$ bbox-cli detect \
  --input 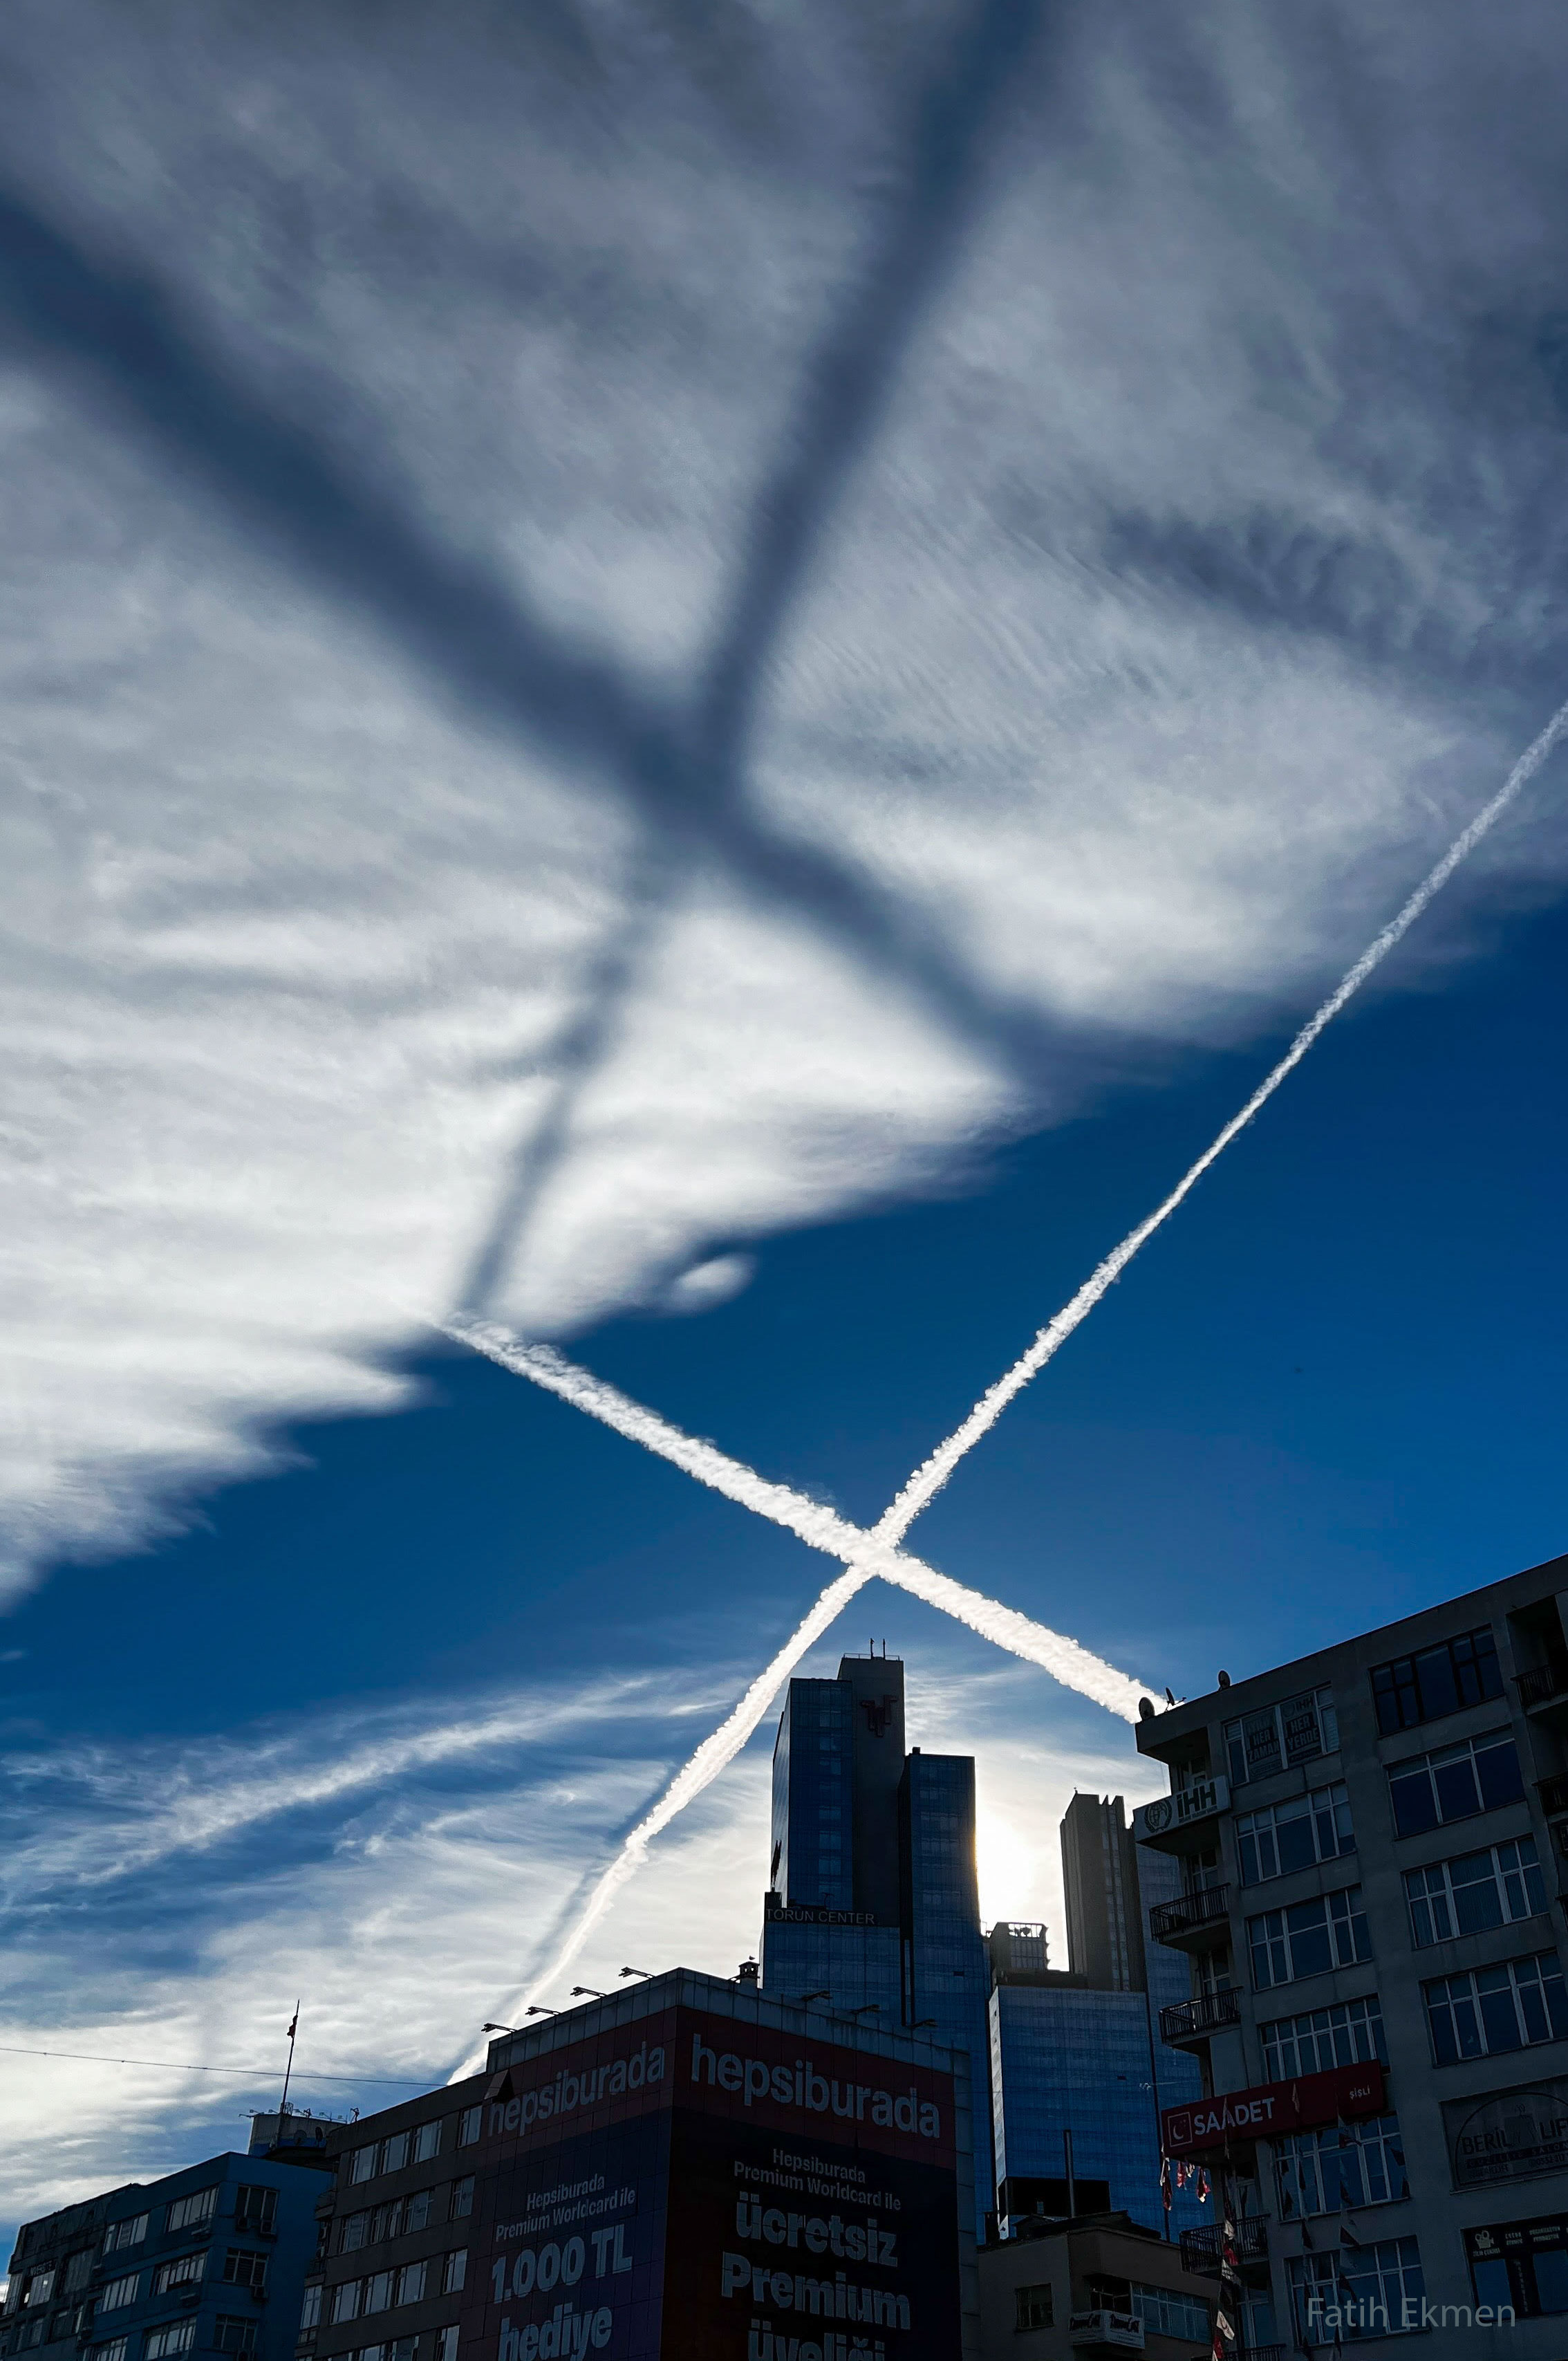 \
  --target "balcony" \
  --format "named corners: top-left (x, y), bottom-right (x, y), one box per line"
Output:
top-left (1179, 2218), bottom-right (1270, 2277)
top-left (1538, 1772), bottom-right (1568, 1817)
top-left (1148, 1885), bottom-right (1231, 1949)
top-left (1159, 1987), bottom-right (1242, 2046)
top-left (1517, 1660), bottom-right (1568, 1714)
top-left (1068, 2312), bottom-right (1144, 2353)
